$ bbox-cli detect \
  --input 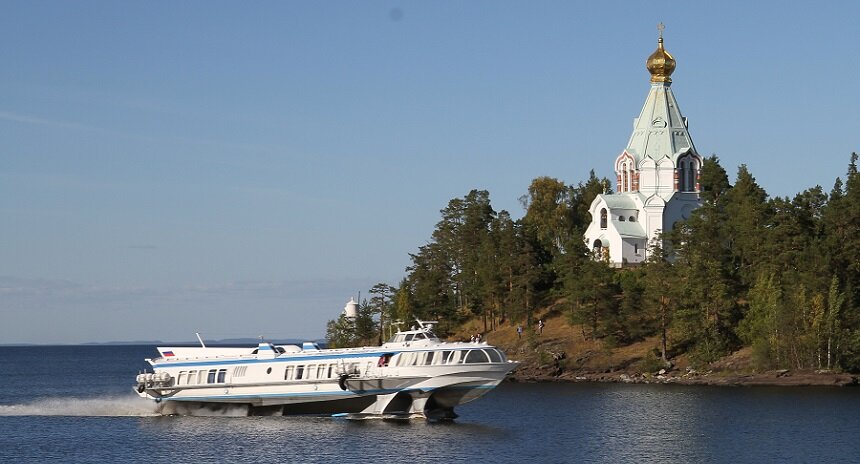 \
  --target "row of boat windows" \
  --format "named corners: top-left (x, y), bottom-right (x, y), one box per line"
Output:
top-left (284, 363), bottom-right (357, 381)
top-left (176, 369), bottom-right (227, 385)
top-left (173, 349), bottom-right (506, 385)
top-left (394, 348), bottom-right (506, 367)
top-left (387, 331), bottom-right (438, 343)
